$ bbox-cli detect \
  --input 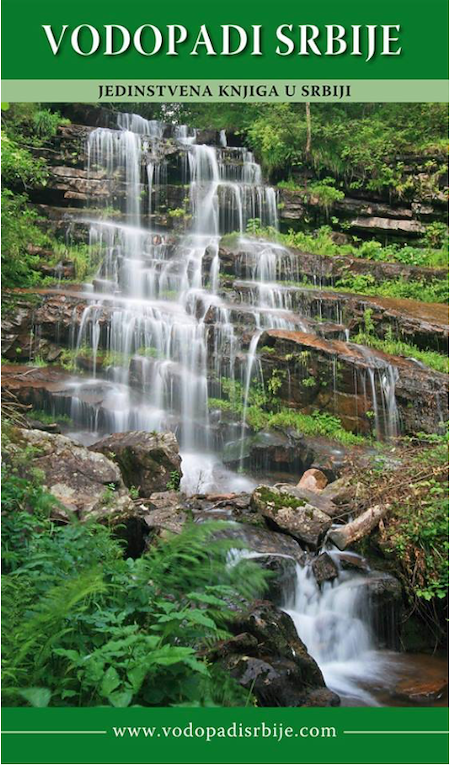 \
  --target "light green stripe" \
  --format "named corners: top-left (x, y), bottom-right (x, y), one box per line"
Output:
top-left (1, 79), bottom-right (448, 102)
